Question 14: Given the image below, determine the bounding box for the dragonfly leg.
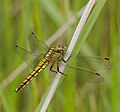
[50,61,57,73]
[63,55,71,63]
[57,62,67,76]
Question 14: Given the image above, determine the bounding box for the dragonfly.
[14,32,110,92]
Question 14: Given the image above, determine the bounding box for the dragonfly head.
[56,45,67,55]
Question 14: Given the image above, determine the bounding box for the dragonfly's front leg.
[57,62,67,76]
[63,55,71,63]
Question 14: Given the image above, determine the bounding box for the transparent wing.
[64,64,104,83]
[14,45,42,69]
[14,32,50,69]
[66,53,111,73]
[28,32,49,56]
[60,54,111,84]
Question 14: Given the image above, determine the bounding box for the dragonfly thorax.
[44,45,67,62]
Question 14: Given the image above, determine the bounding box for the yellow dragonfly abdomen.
[15,59,49,92]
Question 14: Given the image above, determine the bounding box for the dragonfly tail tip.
[14,88,19,93]
[14,89,17,93]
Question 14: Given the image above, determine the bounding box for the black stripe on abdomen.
[15,60,48,92]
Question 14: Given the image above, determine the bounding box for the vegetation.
[0,0,119,112]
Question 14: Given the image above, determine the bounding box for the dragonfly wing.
[28,32,49,55]
[67,54,111,73]
[14,45,42,69]
[60,54,111,84]
[64,64,104,83]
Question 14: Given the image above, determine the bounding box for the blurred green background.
[0,0,120,112]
